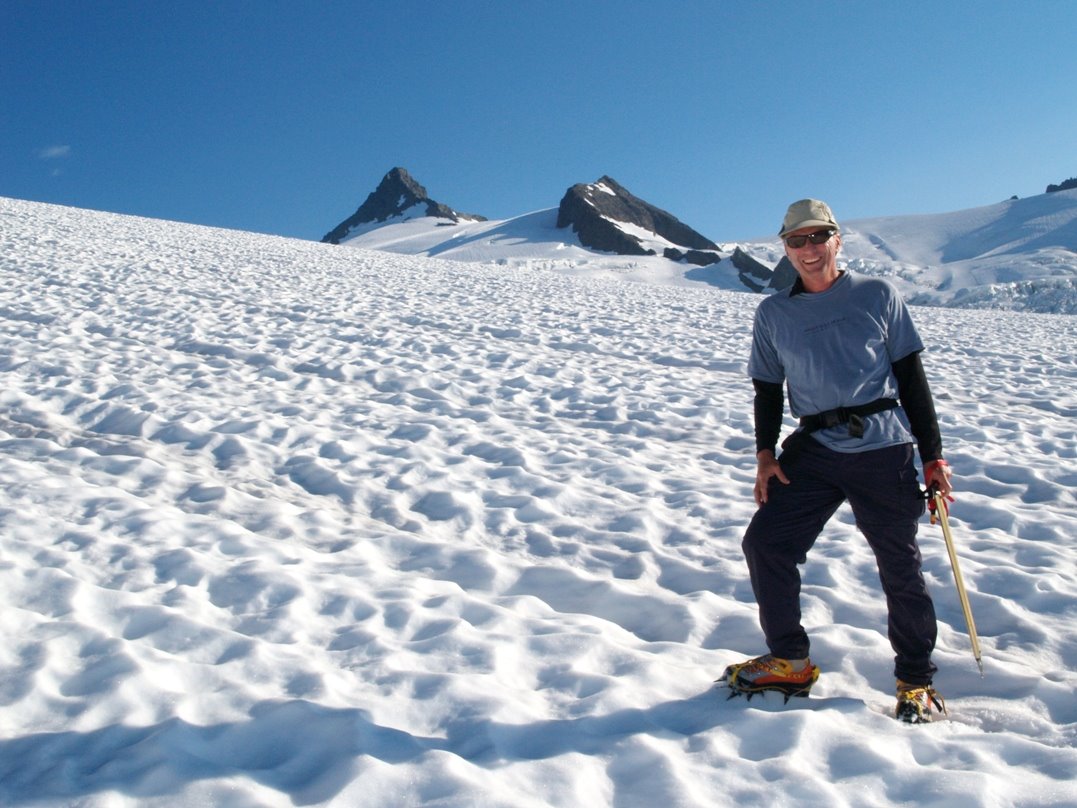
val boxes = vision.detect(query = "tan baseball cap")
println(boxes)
[779,198,840,237]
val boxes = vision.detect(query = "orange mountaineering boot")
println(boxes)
[721,654,820,702]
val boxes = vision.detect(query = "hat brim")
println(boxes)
[779,219,841,238]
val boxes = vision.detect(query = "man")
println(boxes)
[722,199,953,723]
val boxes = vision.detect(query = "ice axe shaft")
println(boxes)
[934,491,984,676]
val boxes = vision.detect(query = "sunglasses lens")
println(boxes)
[785,229,834,248]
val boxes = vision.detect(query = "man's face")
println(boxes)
[784,227,842,289]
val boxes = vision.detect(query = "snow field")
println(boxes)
[0,196,1074,806]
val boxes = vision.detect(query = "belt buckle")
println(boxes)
[848,413,865,438]
[822,409,845,429]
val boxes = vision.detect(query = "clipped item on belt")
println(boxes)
[799,398,898,439]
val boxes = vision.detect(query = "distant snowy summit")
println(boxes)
[323,168,1077,313]
[322,167,486,245]
[323,167,725,270]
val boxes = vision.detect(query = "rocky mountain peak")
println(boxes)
[555,176,719,262]
[322,167,486,244]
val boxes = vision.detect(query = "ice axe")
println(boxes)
[932,490,984,676]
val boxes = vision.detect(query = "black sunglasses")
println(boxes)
[784,229,836,249]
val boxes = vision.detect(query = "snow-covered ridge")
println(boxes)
[340,189,1077,314]
[0,195,1075,806]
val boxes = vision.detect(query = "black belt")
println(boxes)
[799,398,898,438]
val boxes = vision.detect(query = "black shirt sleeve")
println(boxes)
[752,378,784,454]
[892,351,944,464]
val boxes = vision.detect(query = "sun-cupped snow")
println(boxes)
[0,195,1075,807]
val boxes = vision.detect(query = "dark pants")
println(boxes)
[742,439,938,684]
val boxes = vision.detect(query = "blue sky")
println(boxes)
[3,1,1075,243]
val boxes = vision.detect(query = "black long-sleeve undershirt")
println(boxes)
[891,350,944,464]
[752,378,784,456]
[752,351,943,464]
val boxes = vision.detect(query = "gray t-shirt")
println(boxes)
[748,272,924,454]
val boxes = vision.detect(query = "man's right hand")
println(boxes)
[754,449,790,506]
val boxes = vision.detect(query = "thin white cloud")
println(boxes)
[38,145,72,160]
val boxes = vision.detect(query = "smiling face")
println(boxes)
[784,227,842,292]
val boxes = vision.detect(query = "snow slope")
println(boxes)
[340,190,1077,313]
[338,206,710,287]
[0,196,1075,806]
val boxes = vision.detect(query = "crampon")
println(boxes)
[895,682,947,723]
[720,654,820,703]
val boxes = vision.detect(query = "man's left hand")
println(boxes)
[925,459,953,497]
[925,459,954,521]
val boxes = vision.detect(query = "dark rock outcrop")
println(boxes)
[728,249,798,292]
[556,176,718,257]
[730,248,773,292]
[1046,177,1077,193]
[768,256,799,290]
[664,247,723,266]
[322,167,485,244]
